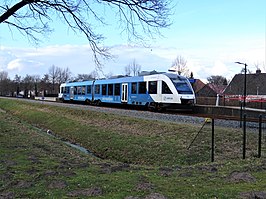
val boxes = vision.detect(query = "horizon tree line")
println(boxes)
[0,65,99,97]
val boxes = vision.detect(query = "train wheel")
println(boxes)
[156,104,165,112]
[96,100,101,106]
[85,99,91,105]
[148,102,156,112]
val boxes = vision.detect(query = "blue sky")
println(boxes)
[0,0,265,81]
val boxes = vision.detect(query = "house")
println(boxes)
[191,79,205,94]
[223,70,266,96]
[196,83,226,97]
[223,70,266,108]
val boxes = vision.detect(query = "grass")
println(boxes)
[0,98,266,198]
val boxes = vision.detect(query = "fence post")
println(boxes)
[211,119,215,162]
[258,114,262,158]
[239,102,243,128]
[243,114,247,159]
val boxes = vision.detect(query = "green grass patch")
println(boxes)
[0,99,263,166]
[1,98,266,198]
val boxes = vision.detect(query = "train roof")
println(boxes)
[61,72,188,87]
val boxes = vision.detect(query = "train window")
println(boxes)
[87,85,91,94]
[95,85,100,94]
[114,84,120,96]
[138,82,146,94]
[82,86,86,95]
[162,81,172,94]
[148,81,157,94]
[171,78,193,94]
[78,86,83,95]
[74,86,77,95]
[108,84,113,95]
[131,82,137,94]
[102,84,107,95]
[65,87,70,94]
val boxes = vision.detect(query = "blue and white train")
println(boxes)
[58,72,195,110]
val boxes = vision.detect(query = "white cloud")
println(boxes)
[0,43,265,80]
[7,58,44,72]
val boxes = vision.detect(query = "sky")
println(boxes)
[0,0,265,82]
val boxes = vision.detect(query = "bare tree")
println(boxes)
[0,0,172,65]
[57,67,72,84]
[169,55,189,76]
[21,74,36,98]
[254,61,265,73]
[0,71,10,96]
[75,73,95,81]
[0,71,8,81]
[48,65,60,93]
[14,74,22,96]
[124,65,131,76]
[125,59,141,76]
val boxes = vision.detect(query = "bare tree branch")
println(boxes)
[0,0,172,66]
[170,55,189,76]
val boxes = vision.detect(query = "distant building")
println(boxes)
[196,83,227,97]
[192,79,205,94]
[223,70,266,108]
[223,70,266,96]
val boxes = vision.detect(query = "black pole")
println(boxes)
[258,114,262,158]
[243,114,247,159]
[243,63,247,108]
[211,119,215,162]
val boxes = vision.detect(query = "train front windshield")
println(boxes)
[171,77,193,94]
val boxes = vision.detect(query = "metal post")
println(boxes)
[243,114,247,159]
[240,102,243,128]
[258,115,262,158]
[211,119,215,162]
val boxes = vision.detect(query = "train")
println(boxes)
[58,71,195,111]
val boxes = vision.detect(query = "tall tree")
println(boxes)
[0,71,10,96]
[169,55,190,76]
[57,67,72,84]
[125,59,141,76]
[14,74,22,96]
[0,0,172,65]
[48,65,60,93]
[21,74,35,98]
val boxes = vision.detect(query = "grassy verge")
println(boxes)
[1,98,266,198]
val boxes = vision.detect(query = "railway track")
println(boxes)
[1,97,266,128]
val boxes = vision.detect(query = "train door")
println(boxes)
[121,83,128,103]
[70,86,74,100]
